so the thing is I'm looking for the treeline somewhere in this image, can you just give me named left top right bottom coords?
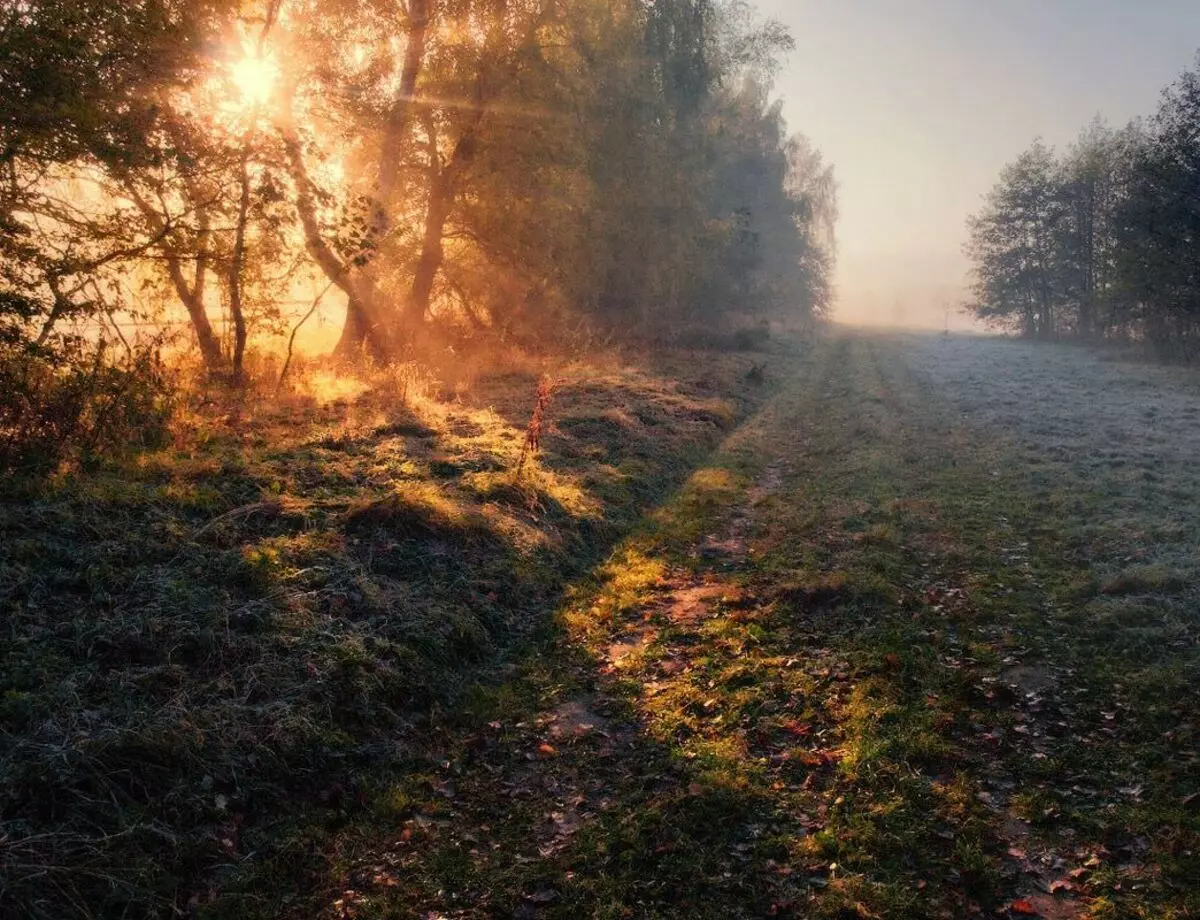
left=965, top=55, right=1200, bottom=355
left=0, top=0, right=836, bottom=389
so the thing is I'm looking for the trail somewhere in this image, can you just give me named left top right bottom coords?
left=316, top=331, right=1200, bottom=920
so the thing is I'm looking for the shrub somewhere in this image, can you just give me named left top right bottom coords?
left=0, top=339, right=176, bottom=473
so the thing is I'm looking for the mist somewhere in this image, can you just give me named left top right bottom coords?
left=759, top=0, right=1200, bottom=329
left=6, top=3, right=1200, bottom=918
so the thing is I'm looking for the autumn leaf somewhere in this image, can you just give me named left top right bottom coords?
left=1010, top=900, right=1040, bottom=916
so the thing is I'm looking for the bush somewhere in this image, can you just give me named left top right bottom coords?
left=0, top=339, right=176, bottom=473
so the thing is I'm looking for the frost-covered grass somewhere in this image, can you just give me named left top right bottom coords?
left=0, top=345, right=772, bottom=920
left=294, top=332, right=1200, bottom=920
left=908, top=332, right=1200, bottom=642
left=8, top=330, right=1200, bottom=919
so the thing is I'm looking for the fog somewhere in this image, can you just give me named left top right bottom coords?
left=757, top=0, right=1200, bottom=329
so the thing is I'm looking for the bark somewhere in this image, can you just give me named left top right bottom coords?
left=355, top=0, right=433, bottom=352
left=278, top=90, right=390, bottom=359
left=170, top=244, right=224, bottom=371
left=125, top=184, right=224, bottom=371
left=402, top=73, right=487, bottom=334
left=377, top=0, right=431, bottom=210
left=228, top=150, right=252, bottom=384
left=404, top=170, right=452, bottom=334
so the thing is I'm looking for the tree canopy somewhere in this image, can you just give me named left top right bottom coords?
left=0, top=0, right=837, bottom=379
left=966, top=55, right=1200, bottom=355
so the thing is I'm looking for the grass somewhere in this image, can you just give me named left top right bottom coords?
left=281, top=330, right=1200, bottom=920
left=0, top=344, right=774, bottom=920
left=6, top=329, right=1200, bottom=919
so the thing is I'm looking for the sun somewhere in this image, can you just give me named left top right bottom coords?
left=230, top=52, right=279, bottom=108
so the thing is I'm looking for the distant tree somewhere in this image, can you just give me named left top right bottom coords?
left=968, top=55, right=1200, bottom=356
left=966, top=141, right=1067, bottom=338
left=1056, top=118, right=1143, bottom=339
left=1115, top=57, right=1200, bottom=355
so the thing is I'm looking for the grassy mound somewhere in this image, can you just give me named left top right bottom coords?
left=0, top=346, right=779, bottom=919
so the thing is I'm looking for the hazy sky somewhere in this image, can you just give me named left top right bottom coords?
left=754, top=0, right=1200, bottom=328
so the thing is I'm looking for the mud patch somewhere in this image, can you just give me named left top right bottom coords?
left=663, top=583, right=743, bottom=625
left=696, top=463, right=786, bottom=564
left=746, top=463, right=785, bottom=505
left=547, top=699, right=608, bottom=741
left=605, top=629, right=657, bottom=666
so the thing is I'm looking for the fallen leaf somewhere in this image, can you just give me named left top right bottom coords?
left=1010, top=900, right=1040, bottom=916
left=1049, top=880, right=1074, bottom=894
left=537, top=743, right=556, bottom=757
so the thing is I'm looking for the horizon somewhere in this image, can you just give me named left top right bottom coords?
left=757, top=0, right=1200, bottom=330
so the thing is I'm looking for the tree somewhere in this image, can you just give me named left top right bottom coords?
left=1115, top=57, right=1200, bottom=355
left=1, top=0, right=838, bottom=374
left=0, top=0, right=234, bottom=356
left=276, top=0, right=432, bottom=360
left=1055, top=118, right=1142, bottom=339
left=966, top=141, right=1067, bottom=338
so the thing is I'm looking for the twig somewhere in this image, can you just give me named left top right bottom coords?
left=277, top=281, right=333, bottom=392
left=166, top=501, right=281, bottom=567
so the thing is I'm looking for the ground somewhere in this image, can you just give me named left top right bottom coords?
left=3, top=330, right=1200, bottom=918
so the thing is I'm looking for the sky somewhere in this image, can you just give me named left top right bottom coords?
left=754, top=0, right=1200, bottom=329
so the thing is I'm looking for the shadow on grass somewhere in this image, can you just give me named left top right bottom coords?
left=0, top=349, right=771, bottom=920
left=203, top=382, right=811, bottom=920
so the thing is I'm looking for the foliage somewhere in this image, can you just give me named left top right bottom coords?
left=966, top=54, right=1200, bottom=356
left=1, top=0, right=837, bottom=379
left=0, top=0, right=236, bottom=359
left=0, top=338, right=175, bottom=472
left=1115, top=61, right=1200, bottom=355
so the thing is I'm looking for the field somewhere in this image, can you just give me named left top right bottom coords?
left=4, top=330, right=1200, bottom=919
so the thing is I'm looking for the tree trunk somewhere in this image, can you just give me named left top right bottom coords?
left=401, top=67, right=487, bottom=338
left=355, top=0, right=432, bottom=352
left=229, top=149, right=252, bottom=385
left=334, top=290, right=374, bottom=359
left=123, top=174, right=225, bottom=372
left=404, top=172, right=451, bottom=334
left=176, top=268, right=224, bottom=370
left=376, top=0, right=431, bottom=211
left=279, top=94, right=392, bottom=359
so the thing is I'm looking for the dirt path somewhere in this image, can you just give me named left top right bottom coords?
left=306, top=331, right=1200, bottom=919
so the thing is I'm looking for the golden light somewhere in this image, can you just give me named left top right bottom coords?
left=229, top=52, right=279, bottom=108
